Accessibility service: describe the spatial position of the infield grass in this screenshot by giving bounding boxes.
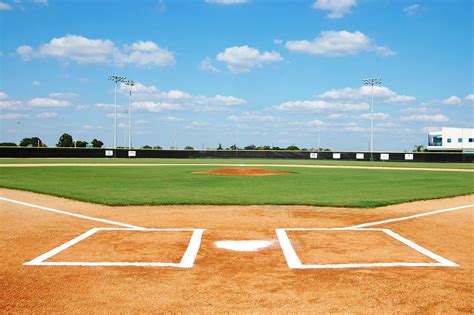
[0,165,472,207]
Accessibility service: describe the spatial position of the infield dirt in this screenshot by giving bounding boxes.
[0,188,472,313]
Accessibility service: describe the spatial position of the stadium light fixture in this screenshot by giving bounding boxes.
[123,80,135,149]
[108,75,126,152]
[363,78,382,159]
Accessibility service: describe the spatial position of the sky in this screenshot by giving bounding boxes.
[0,0,473,151]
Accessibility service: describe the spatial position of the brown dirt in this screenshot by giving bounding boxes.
[0,188,473,313]
[193,168,292,176]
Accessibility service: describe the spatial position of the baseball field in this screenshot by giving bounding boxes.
[0,158,473,313]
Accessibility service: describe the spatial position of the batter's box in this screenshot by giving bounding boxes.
[24,228,205,268]
[275,228,458,269]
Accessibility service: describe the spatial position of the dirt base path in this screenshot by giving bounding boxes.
[1,188,473,313]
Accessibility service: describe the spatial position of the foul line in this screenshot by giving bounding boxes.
[0,196,143,229]
[348,204,474,229]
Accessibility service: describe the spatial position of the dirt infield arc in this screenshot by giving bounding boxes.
[1,188,473,312]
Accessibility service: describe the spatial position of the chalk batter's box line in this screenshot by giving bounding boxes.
[275,228,459,269]
[24,228,206,268]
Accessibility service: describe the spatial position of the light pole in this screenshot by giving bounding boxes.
[16,121,20,146]
[363,78,382,160]
[108,75,126,152]
[123,80,135,149]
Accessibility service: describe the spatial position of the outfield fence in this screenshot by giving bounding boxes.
[0,147,473,163]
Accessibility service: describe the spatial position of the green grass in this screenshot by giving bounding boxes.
[0,165,472,208]
[0,157,473,169]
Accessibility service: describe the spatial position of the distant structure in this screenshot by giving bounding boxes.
[427,127,474,152]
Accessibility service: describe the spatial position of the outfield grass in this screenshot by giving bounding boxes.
[0,165,472,207]
[0,158,473,169]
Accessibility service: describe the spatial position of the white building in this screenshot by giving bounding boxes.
[427,127,474,152]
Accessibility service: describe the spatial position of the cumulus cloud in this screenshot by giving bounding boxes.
[465,94,474,104]
[48,92,80,100]
[359,112,390,121]
[312,0,357,19]
[0,2,13,10]
[205,0,249,4]
[216,45,283,73]
[0,113,29,120]
[199,57,220,73]
[17,35,175,67]
[118,82,246,112]
[275,100,368,112]
[285,30,394,57]
[327,113,348,120]
[318,85,415,103]
[441,96,462,105]
[36,112,58,119]
[308,119,325,126]
[0,92,22,110]
[401,114,449,122]
[227,112,275,122]
[185,121,211,129]
[27,98,71,108]
[33,0,48,5]
[403,4,421,15]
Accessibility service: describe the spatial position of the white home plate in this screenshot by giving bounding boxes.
[215,240,275,252]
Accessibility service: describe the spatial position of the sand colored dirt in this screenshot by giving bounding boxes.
[193,168,292,176]
[0,188,473,313]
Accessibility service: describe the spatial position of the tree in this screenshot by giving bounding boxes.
[413,145,426,152]
[91,139,103,148]
[142,145,152,149]
[20,137,44,147]
[0,142,17,147]
[229,144,239,150]
[57,133,73,147]
[244,144,256,150]
[184,146,194,150]
[153,145,162,149]
[286,145,300,151]
[217,143,223,150]
[75,140,88,147]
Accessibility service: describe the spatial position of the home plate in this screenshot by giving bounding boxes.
[215,240,275,252]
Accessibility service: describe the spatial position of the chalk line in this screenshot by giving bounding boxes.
[0,196,143,229]
[348,204,474,229]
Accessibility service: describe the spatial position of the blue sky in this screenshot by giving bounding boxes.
[0,0,472,150]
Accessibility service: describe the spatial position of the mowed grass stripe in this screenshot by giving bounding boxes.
[0,166,472,207]
[0,158,473,169]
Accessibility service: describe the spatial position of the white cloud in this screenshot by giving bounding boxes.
[227,112,275,122]
[273,39,283,45]
[359,112,390,121]
[0,113,29,120]
[308,119,325,126]
[32,81,40,87]
[318,85,415,103]
[465,94,474,104]
[27,98,71,108]
[327,113,348,120]
[216,45,283,73]
[401,114,449,122]
[0,2,13,10]
[422,126,440,133]
[118,82,246,111]
[0,93,22,110]
[401,107,431,113]
[404,4,421,15]
[185,121,211,129]
[285,30,394,57]
[17,45,33,60]
[18,35,175,67]
[275,100,368,112]
[36,112,58,119]
[33,0,48,5]
[199,57,220,73]
[165,116,184,122]
[205,0,249,4]
[441,96,462,105]
[48,92,80,100]
[312,0,357,19]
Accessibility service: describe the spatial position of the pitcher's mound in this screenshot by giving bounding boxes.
[193,168,292,176]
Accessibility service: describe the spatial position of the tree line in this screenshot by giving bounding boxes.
[0,133,104,148]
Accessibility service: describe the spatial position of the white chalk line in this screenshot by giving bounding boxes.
[348,204,474,229]
[24,228,205,268]
[276,228,459,269]
[0,196,143,229]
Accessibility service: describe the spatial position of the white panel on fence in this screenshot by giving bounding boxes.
[310,153,318,159]
[128,151,136,157]
[105,150,113,157]
[333,153,341,159]
[405,154,414,160]
[356,153,364,160]
[380,153,389,160]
